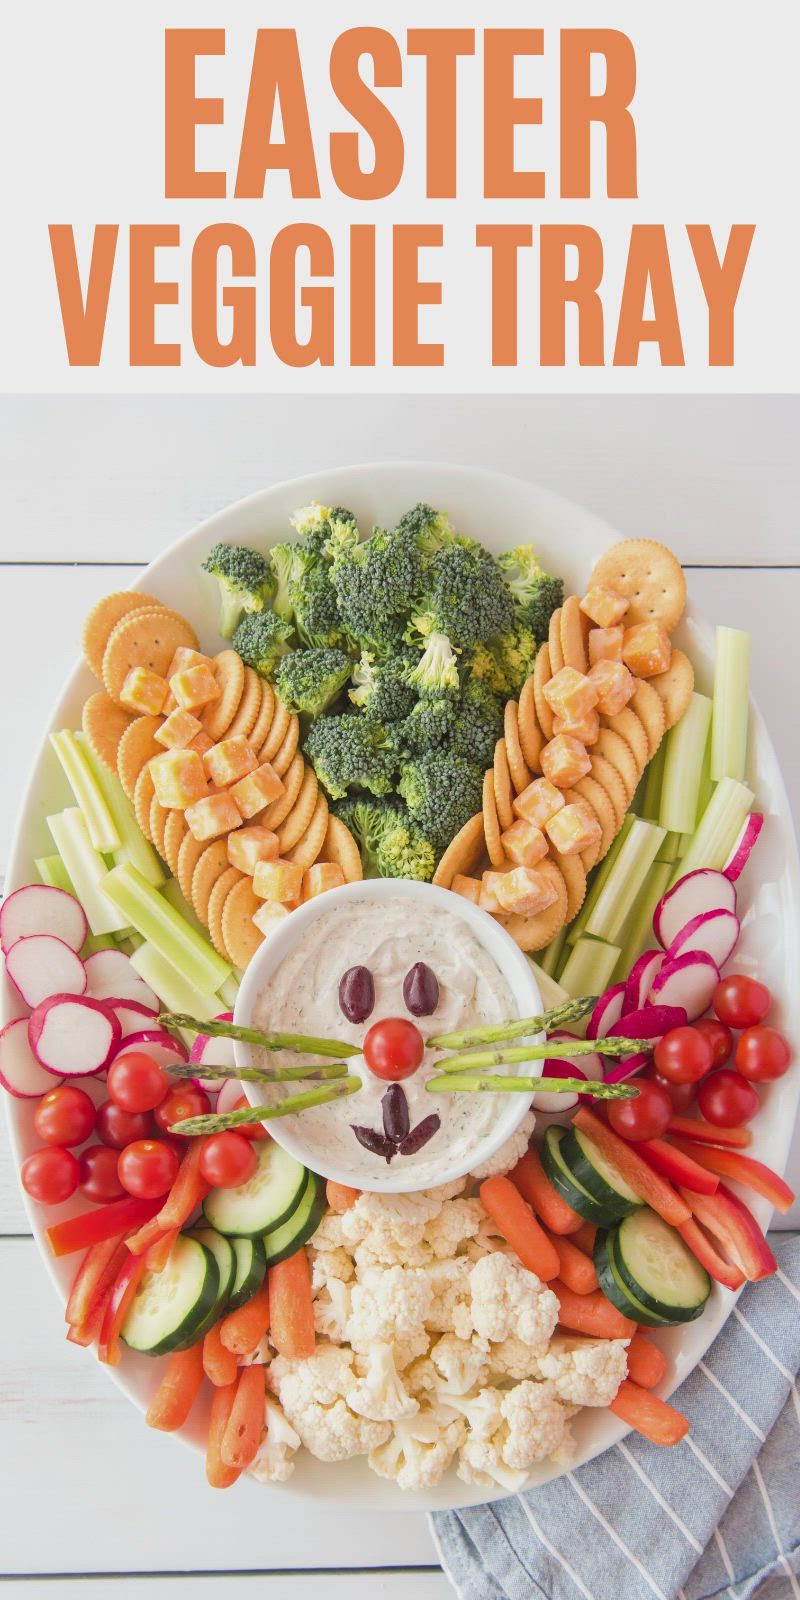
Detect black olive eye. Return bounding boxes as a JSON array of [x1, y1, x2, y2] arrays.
[[339, 965, 375, 1023], [403, 962, 439, 1017]]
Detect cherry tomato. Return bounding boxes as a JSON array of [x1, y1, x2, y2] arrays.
[[95, 1100, 153, 1150], [229, 1096, 270, 1140], [653, 1026, 714, 1085], [199, 1132, 258, 1189], [363, 1017, 425, 1081], [713, 975, 771, 1030], [694, 1018, 734, 1069], [107, 1051, 168, 1114], [647, 1068, 696, 1112], [117, 1139, 179, 1199], [33, 1085, 96, 1147], [696, 1068, 759, 1127], [735, 1025, 792, 1083], [79, 1144, 126, 1202], [153, 1086, 211, 1137], [21, 1146, 80, 1205], [607, 1078, 672, 1142]]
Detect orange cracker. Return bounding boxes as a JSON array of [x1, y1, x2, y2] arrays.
[[588, 752, 629, 831], [177, 829, 207, 905], [572, 774, 617, 861], [286, 794, 330, 871], [133, 766, 156, 843], [116, 715, 163, 803], [504, 701, 531, 795], [483, 768, 504, 868], [207, 866, 244, 960], [191, 839, 232, 926], [323, 815, 363, 882], [271, 714, 301, 778], [276, 767, 319, 853], [247, 679, 275, 753], [649, 647, 694, 729], [560, 595, 588, 673], [226, 668, 263, 741], [548, 609, 564, 673], [589, 538, 686, 631], [259, 697, 291, 763], [260, 752, 305, 831], [163, 808, 189, 878], [202, 650, 246, 742], [432, 812, 485, 889], [533, 645, 555, 741], [594, 726, 639, 802], [493, 739, 514, 832], [549, 847, 587, 922], [82, 692, 133, 775], [602, 706, 649, 770], [221, 877, 265, 970], [102, 608, 198, 703], [630, 679, 667, 758], [149, 793, 170, 861], [82, 590, 164, 682], [517, 677, 543, 773]]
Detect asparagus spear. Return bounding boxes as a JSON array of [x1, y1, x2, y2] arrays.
[[428, 995, 597, 1051], [160, 1011, 360, 1059], [434, 1036, 648, 1073], [169, 1076, 362, 1135], [428, 1074, 638, 1098], [166, 1061, 350, 1084]]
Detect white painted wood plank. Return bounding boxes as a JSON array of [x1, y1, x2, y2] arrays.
[[0, 1576, 452, 1599], [1, 395, 798, 564]]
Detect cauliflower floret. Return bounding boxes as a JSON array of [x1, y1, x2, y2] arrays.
[[271, 1343, 391, 1462], [353, 1234, 434, 1273], [248, 1397, 301, 1483], [501, 1380, 576, 1469], [485, 1335, 541, 1382], [469, 1252, 558, 1353], [424, 1198, 485, 1260], [310, 1211, 349, 1252], [449, 1379, 574, 1488], [470, 1111, 536, 1180], [347, 1265, 433, 1368], [424, 1257, 474, 1339], [313, 1278, 352, 1342], [238, 1334, 271, 1367], [536, 1335, 629, 1407], [430, 1333, 490, 1395], [349, 1342, 419, 1422], [405, 1354, 437, 1398], [369, 1403, 466, 1491], [310, 1246, 355, 1290], [340, 1188, 449, 1252], [448, 1389, 528, 1492]]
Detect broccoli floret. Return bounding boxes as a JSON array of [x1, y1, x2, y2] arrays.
[[304, 715, 397, 801], [329, 523, 428, 652], [468, 624, 538, 698], [288, 551, 350, 651], [414, 544, 515, 648], [404, 626, 461, 693], [394, 503, 456, 552], [349, 650, 418, 723], [232, 611, 294, 678], [398, 752, 485, 855], [497, 545, 564, 643], [269, 541, 307, 622], [401, 693, 459, 754], [276, 648, 352, 717], [202, 543, 276, 639], [401, 679, 503, 769], [334, 797, 436, 882]]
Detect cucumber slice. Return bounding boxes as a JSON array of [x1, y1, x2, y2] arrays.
[[263, 1171, 326, 1267], [122, 1236, 219, 1355], [561, 1127, 642, 1217], [204, 1139, 307, 1239], [540, 1127, 621, 1227], [615, 1208, 711, 1322], [187, 1227, 235, 1337], [594, 1229, 670, 1328], [227, 1235, 267, 1312]]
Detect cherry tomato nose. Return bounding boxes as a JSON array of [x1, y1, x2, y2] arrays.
[[363, 1017, 425, 1082]]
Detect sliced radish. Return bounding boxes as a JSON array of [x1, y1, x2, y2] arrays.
[[6, 935, 87, 1010], [532, 1030, 604, 1114], [649, 951, 720, 1022], [586, 984, 626, 1040], [602, 1004, 688, 1084], [665, 909, 740, 972], [0, 1017, 64, 1097], [29, 995, 121, 1078], [188, 1011, 235, 1092], [723, 814, 764, 881], [654, 870, 736, 952], [109, 999, 160, 1039], [216, 1078, 244, 1114], [0, 884, 87, 957], [624, 951, 663, 1016], [113, 1029, 188, 1072], [83, 949, 158, 1011]]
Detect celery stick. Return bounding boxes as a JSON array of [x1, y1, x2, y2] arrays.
[[559, 937, 621, 999], [217, 972, 241, 1011], [130, 942, 219, 1022], [669, 775, 754, 888], [162, 877, 209, 940], [695, 728, 714, 822], [567, 816, 634, 947], [47, 809, 130, 936], [50, 730, 121, 854], [656, 831, 682, 864], [640, 739, 667, 822], [527, 960, 570, 1012], [659, 692, 713, 835], [83, 932, 120, 955], [711, 626, 752, 783], [539, 925, 567, 976], [102, 863, 230, 994], [35, 854, 76, 895], [75, 732, 165, 888], [615, 860, 673, 977], [585, 817, 665, 944]]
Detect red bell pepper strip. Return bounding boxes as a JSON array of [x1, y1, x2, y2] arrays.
[[637, 1137, 719, 1195], [46, 1197, 162, 1258], [66, 1287, 114, 1348], [64, 1235, 129, 1336], [98, 1252, 149, 1365], [145, 1227, 179, 1273], [671, 1139, 794, 1214], [126, 1139, 210, 1257], [676, 1215, 746, 1290], [679, 1183, 777, 1282], [666, 1115, 751, 1149], [572, 1107, 691, 1226]]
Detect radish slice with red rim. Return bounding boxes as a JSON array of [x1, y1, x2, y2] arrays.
[[532, 1030, 604, 1114], [586, 984, 626, 1040], [723, 814, 764, 881], [113, 1029, 188, 1072], [0, 1017, 64, 1097], [83, 949, 158, 1011], [653, 869, 736, 951], [109, 999, 160, 1038], [665, 909, 740, 972], [624, 951, 663, 1015], [6, 935, 87, 1010], [28, 994, 121, 1078], [649, 950, 720, 1022], [0, 884, 87, 957], [189, 1011, 235, 1092], [215, 1078, 244, 1115]]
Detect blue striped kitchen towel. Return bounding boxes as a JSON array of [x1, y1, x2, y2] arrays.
[[433, 1233, 800, 1600]]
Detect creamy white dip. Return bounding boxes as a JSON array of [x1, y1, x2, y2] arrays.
[[250, 899, 521, 1186]]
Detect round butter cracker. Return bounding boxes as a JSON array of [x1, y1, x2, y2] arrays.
[[82, 692, 133, 774], [202, 650, 245, 742], [221, 877, 265, 969], [482, 768, 504, 868], [590, 538, 686, 631], [433, 812, 485, 889], [517, 677, 543, 773], [103, 608, 198, 703], [493, 739, 514, 832], [533, 645, 555, 741], [649, 648, 694, 730], [503, 701, 531, 795], [117, 716, 163, 803], [286, 793, 330, 871], [82, 590, 164, 682], [323, 815, 363, 883]]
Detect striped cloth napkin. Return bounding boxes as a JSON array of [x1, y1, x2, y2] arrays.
[[432, 1234, 800, 1600]]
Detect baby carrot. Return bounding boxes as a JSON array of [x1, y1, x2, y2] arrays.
[[610, 1379, 689, 1446], [509, 1146, 582, 1235], [571, 1220, 598, 1256], [268, 1249, 316, 1359], [219, 1279, 270, 1356], [221, 1365, 266, 1472], [145, 1228, 178, 1273], [626, 1332, 668, 1391], [206, 1381, 241, 1488], [203, 1322, 239, 1387], [479, 1176, 561, 1280], [326, 1179, 360, 1213], [554, 1281, 636, 1341], [545, 1228, 598, 1295], [146, 1342, 205, 1431]]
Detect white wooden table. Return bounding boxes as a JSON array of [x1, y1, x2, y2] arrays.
[[0, 395, 797, 1598]]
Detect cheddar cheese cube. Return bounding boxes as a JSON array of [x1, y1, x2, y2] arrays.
[[230, 762, 285, 820], [149, 749, 208, 809], [496, 867, 559, 916], [540, 734, 592, 789], [580, 586, 630, 629], [500, 818, 548, 868], [587, 659, 635, 716], [450, 874, 483, 905], [203, 736, 258, 789], [184, 792, 242, 842], [303, 863, 346, 900], [170, 663, 221, 713], [154, 708, 203, 750], [552, 708, 600, 744], [622, 623, 672, 678], [479, 872, 508, 914], [513, 777, 565, 829], [252, 900, 294, 937], [227, 825, 280, 875], [542, 666, 599, 723], [545, 800, 602, 856], [253, 859, 304, 905], [189, 731, 214, 757], [166, 646, 212, 680], [120, 667, 168, 717], [588, 626, 625, 666]]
